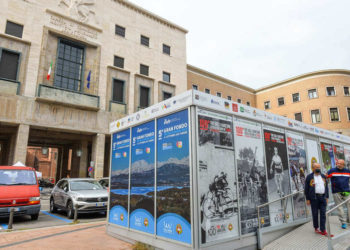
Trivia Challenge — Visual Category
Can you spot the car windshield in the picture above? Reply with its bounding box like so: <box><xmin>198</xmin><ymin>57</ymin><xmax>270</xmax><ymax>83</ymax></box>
<box><xmin>0</xmin><ymin>169</ymin><xmax>37</xmax><ymax>185</ymax></box>
<box><xmin>69</xmin><ymin>180</ymin><xmax>103</xmax><ymax>191</ymax></box>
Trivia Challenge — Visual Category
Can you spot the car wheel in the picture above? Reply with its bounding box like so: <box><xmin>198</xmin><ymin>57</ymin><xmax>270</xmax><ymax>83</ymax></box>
<box><xmin>31</xmin><ymin>213</ymin><xmax>39</xmax><ymax>220</ymax></box>
<box><xmin>50</xmin><ymin>198</ymin><xmax>57</xmax><ymax>213</ymax></box>
<box><xmin>66</xmin><ymin>200</ymin><xmax>74</xmax><ymax>219</ymax></box>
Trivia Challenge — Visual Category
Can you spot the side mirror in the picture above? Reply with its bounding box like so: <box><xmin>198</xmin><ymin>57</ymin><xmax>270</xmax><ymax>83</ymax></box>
<box><xmin>63</xmin><ymin>186</ymin><xmax>68</xmax><ymax>192</ymax></box>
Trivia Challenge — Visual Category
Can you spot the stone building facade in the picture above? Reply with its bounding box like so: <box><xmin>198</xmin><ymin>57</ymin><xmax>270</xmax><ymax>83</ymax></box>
<box><xmin>0</xmin><ymin>0</ymin><xmax>187</xmax><ymax>180</ymax></box>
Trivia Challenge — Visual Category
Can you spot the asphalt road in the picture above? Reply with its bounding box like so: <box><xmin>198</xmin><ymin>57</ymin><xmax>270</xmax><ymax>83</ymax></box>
<box><xmin>0</xmin><ymin>188</ymin><xmax>106</xmax><ymax>231</ymax></box>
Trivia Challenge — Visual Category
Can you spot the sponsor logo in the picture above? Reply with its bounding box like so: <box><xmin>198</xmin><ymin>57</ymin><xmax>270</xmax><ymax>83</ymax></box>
<box><xmin>228</xmin><ymin>223</ymin><xmax>233</xmax><ymax>231</ymax></box>
<box><xmin>253</xmin><ymin>110</ymin><xmax>257</xmax><ymax>116</ymax></box>
<box><xmin>115</xmin><ymin>153</ymin><xmax>121</xmax><ymax>159</ymax></box>
<box><xmin>173</xmin><ymin>100</ymin><xmax>177</xmax><ymax>105</ymax></box>
<box><xmin>136</xmin><ymin>149</ymin><xmax>143</xmax><ymax>155</ymax></box>
<box><xmin>121</xmin><ymin>121</ymin><xmax>125</xmax><ymax>126</ymax></box>
<box><xmin>123</xmin><ymin>152</ymin><xmax>127</xmax><ymax>157</ymax></box>
<box><xmin>144</xmin><ymin>218</ymin><xmax>149</xmax><ymax>227</ymax></box>
<box><xmin>211</xmin><ymin>99</ymin><xmax>220</xmax><ymax>105</ymax></box>
<box><xmin>12</xmin><ymin>200</ymin><xmax>16</xmax><ymax>205</ymax></box>
<box><xmin>176</xmin><ymin>141</ymin><xmax>183</xmax><ymax>148</ymax></box>
<box><xmin>208</xmin><ymin>226</ymin><xmax>216</xmax><ymax>236</ymax></box>
<box><xmin>224</xmin><ymin>102</ymin><xmax>229</xmax><ymax>109</ymax></box>
<box><xmin>117</xmin><ymin>122</ymin><xmax>121</xmax><ymax>128</ymax></box>
<box><xmin>195</xmin><ymin>94</ymin><xmax>199</xmax><ymax>100</ymax></box>
<box><xmin>162</xmin><ymin>143</ymin><xmax>173</xmax><ymax>150</ymax></box>
<box><xmin>176</xmin><ymin>224</ymin><xmax>182</xmax><ymax>235</ymax></box>
<box><xmin>240</xmin><ymin>107</ymin><xmax>244</xmax><ymax>112</ymax></box>
<box><xmin>232</xmin><ymin>103</ymin><xmax>238</xmax><ymax>112</ymax></box>
<box><xmin>136</xmin><ymin>114</ymin><xmax>140</xmax><ymax>120</ymax></box>
<box><xmin>120</xmin><ymin>213</ymin><xmax>124</xmax><ymax>221</ymax></box>
<box><xmin>146</xmin><ymin>147</ymin><xmax>151</xmax><ymax>154</ymax></box>
<box><xmin>151</xmin><ymin>107</ymin><xmax>159</xmax><ymax>113</ymax></box>
<box><xmin>162</xmin><ymin>103</ymin><xmax>171</xmax><ymax>109</ymax></box>
<box><xmin>288</xmin><ymin>121</ymin><xmax>293</xmax><ymax>127</ymax></box>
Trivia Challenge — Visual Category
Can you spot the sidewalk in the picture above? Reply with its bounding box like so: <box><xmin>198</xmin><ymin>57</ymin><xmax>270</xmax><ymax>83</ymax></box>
<box><xmin>0</xmin><ymin>221</ymin><xmax>132</xmax><ymax>250</ymax></box>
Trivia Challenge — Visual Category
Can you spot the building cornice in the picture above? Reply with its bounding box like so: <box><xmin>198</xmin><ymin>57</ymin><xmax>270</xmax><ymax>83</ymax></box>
<box><xmin>115</xmin><ymin>0</ymin><xmax>188</xmax><ymax>34</ymax></box>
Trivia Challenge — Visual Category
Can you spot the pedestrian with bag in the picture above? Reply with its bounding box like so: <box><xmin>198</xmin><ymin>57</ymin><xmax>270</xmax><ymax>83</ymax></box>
<box><xmin>305</xmin><ymin>162</ymin><xmax>331</xmax><ymax>236</ymax></box>
<box><xmin>327</xmin><ymin>159</ymin><xmax>350</xmax><ymax>229</ymax></box>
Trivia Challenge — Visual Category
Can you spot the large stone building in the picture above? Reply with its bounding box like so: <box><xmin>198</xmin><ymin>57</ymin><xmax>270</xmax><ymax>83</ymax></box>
<box><xmin>188</xmin><ymin>67</ymin><xmax>350</xmax><ymax>136</ymax></box>
<box><xmin>0</xmin><ymin>0</ymin><xmax>188</xmax><ymax>181</ymax></box>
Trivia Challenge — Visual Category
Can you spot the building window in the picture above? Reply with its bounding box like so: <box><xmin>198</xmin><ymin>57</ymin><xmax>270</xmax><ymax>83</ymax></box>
<box><xmin>330</xmin><ymin>108</ymin><xmax>339</xmax><ymax>122</ymax></box>
<box><xmin>326</xmin><ymin>87</ymin><xmax>336</xmax><ymax>96</ymax></box>
<box><xmin>54</xmin><ymin>40</ymin><xmax>84</xmax><ymax>91</ymax></box>
<box><xmin>294</xmin><ymin>112</ymin><xmax>302</xmax><ymax>122</ymax></box>
<box><xmin>311</xmin><ymin>109</ymin><xmax>321</xmax><ymax>123</ymax></box>
<box><xmin>217</xmin><ymin>92</ymin><xmax>222</xmax><ymax>97</ymax></box>
<box><xmin>247</xmin><ymin>101</ymin><xmax>250</xmax><ymax>106</ymax></box>
<box><xmin>227</xmin><ymin>96</ymin><xmax>232</xmax><ymax>101</ymax></box>
<box><xmin>205</xmin><ymin>88</ymin><xmax>210</xmax><ymax>94</ymax></box>
<box><xmin>308</xmin><ymin>89</ymin><xmax>318</xmax><ymax>99</ymax></box>
<box><xmin>115</xmin><ymin>25</ymin><xmax>125</xmax><ymax>37</ymax></box>
<box><xmin>162</xmin><ymin>71</ymin><xmax>170</xmax><ymax>82</ymax></box>
<box><xmin>344</xmin><ymin>87</ymin><xmax>349</xmax><ymax>96</ymax></box>
<box><xmin>192</xmin><ymin>84</ymin><xmax>198</xmax><ymax>90</ymax></box>
<box><xmin>278</xmin><ymin>97</ymin><xmax>285</xmax><ymax>106</ymax></box>
<box><xmin>347</xmin><ymin>107</ymin><xmax>350</xmax><ymax>121</ymax></box>
<box><xmin>237</xmin><ymin>99</ymin><xmax>241</xmax><ymax>103</ymax></box>
<box><xmin>113</xmin><ymin>56</ymin><xmax>124</xmax><ymax>68</ymax></box>
<box><xmin>264</xmin><ymin>101</ymin><xmax>270</xmax><ymax>110</ymax></box>
<box><xmin>140</xmin><ymin>64</ymin><xmax>149</xmax><ymax>76</ymax></box>
<box><xmin>163</xmin><ymin>44</ymin><xmax>170</xmax><ymax>55</ymax></box>
<box><xmin>292</xmin><ymin>93</ymin><xmax>300</xmax><ymax>103</ymax></box>
<box><xmin>112</xmin><ymin>79</ymin><xmax>124</xmax><ymax>103</ymax></box>
<box><xmin>139</xmin><ymin>86</ymin><xmax>150</xmax><ymax>108</ymax></box>
<box><xmin>5</xmin><ymin>21</ymin><xmax>23</xmax><ymax>38</ymax></box>
<box><xmin>140</xmin><ymin>35</ymin><xmax>149</xmax><ymax>47</ymax></box>
<box><xmin>0</xmin><ymin>49</ymin><xmax>20</xmax><ymax>81</ymax></box>
<box><xmin>163</xmin><ymin>91</ymin><xmax>172</xmax><ymax>100</ymax></box>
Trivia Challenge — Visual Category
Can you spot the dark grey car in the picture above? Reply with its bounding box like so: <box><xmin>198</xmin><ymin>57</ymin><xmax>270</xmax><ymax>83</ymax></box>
<box><xmin>50</xmin><ymin>178</ymin><xmax>108</xmax><ymax>219</ymax></box>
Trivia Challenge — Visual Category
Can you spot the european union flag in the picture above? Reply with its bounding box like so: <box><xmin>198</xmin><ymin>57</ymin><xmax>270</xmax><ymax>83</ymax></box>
<box><xmin>87</xmin><ymin>70</ymin><xmax>91</xmax><ymax>89</ymax></box>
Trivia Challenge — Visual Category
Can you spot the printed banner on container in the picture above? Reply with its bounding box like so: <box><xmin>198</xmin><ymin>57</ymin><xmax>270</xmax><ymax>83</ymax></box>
<box><xmin>333</xmin><ymin>144</ymin><xmax>345</xmax><ymax>162</ymax></box>
<box><xmin>156</xmin><ymin>109</ymin><xmax>191</xmax><ymax>244</ymax></box>
<box><xmin>286</xmin><ymin>131</ymin><xmax>308</xmax><ymax>220</ymax></box>
<box><xmin>263</xmin><ymin>127</ymin><xmax>293</xmax><ymax>226</ymax></box>
<box><xmin>234</xmin><ymin>118</ymin><xmax>270</xmax><ymax>234</ymax></box>
<box><xmin>320</xmin><ymin>142</ymin><xmax>335</xmax><ymax>171</ymax></box>
<box><xmin>109</xmin><ymin>129</ymin><xmax>131</xmax><ymax>227</ymax></box>
<box><xmin>306</xmin><ymin>138</ymin><xmax>320</xmax><ymax>173</ymax></box>
<box><xmin>197</xmin><ymin>109</ymin><xmax>239</xmax><ymax>244</ymax></box>
<box><xmin>130</xmin><ymin>121</ymin><xmax>155</xmax><ymax>234</ymax></box>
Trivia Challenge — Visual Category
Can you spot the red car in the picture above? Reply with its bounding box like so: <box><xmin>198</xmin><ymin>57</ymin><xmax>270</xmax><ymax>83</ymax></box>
<box><xmin>0</xmin><ymin>166</ymin><xmax>41</xmax><ymax>220</ymax></box>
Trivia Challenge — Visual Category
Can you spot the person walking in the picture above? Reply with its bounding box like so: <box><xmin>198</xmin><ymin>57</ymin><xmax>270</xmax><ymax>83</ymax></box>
<box><xmin>304</xmin><ymin>162</ymin><xmax>330</xmax><ymax>236</ymax></box>
<box><xmin>327</xmin><ymin>159</ymin><xmax>350</xmax><ymax>229</ymax></box>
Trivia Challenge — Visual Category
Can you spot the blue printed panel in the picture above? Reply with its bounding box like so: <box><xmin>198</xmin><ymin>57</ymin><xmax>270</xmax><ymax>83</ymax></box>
<box><xmin>109</xmin><ymin>129</ymin><xmax>130</xmax><ymax>227</ymax></box>
<box><xmin>130</xmin><ymin>209</ymin><xmax>155</xmax><ymax>234</ymax></box>
<box><xmin>156</xmin><ymin>109</ymin><xmax>191</xmax><ymax>244</ymax></box>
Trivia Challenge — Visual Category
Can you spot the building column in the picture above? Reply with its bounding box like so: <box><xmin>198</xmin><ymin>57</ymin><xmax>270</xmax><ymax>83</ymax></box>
<box><xmin>12</xmin><ymin>124</ymin><xmax>30</xmax><ymax>165</ymax></box>
<box><xmin>79</xmin><ymin>140</ymin><xmax>88</xmax><ymax>177</ymax></box>
<box><xmin>92</xmin><ymin>133</ymin><xmax>105</xmax><ymax>179</ymax></box>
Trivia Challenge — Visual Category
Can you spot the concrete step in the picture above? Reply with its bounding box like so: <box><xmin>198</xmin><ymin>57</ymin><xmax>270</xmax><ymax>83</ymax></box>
<box><xmin>264</xmin><ymin>216</ymin><xmax>350</xmax><ymax>250</ymax></box>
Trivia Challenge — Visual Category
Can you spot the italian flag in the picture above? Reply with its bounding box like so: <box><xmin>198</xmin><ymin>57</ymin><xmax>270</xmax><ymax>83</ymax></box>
<box><xmin>47</xmin><ymin>61</ymin><xmax>53</xmax><ymax>81</ymax></box>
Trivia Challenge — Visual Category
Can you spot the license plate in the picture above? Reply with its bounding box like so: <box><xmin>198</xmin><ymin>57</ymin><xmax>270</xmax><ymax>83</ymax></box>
<box><xmin>95</xmin><ymin>202</ymin><xmax>105</xmax><ymax>207</ymax></box>
<box><xmin>8</xmin><ymin>207</ymin><xmax>19</xmax><ymax>212</ymax></box>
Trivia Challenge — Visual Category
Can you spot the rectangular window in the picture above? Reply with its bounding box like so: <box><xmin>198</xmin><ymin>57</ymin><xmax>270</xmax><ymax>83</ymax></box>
<box><xmin>54</xmin><ymin>40</ymin><xmax>84</xmax><ymax>91</ymax></box>
<box><xmin>113</xmin><ymin>56</ymin><xmax>124</xmax><ymax>68</ymax></box>
<box><xmin>278</xmin><ymin>97</ymin><xmax>285</xmax><ymax>106</ymax></box>
<box><xmin>237</xmin><ymin>99</ymin><xmax>241</xmax><ymax>103</ymax></box>
<box><xmin>0</xmin><ymin>49</ymin><xmax>20</xmax><ymax>80</ymax></box>
<box><xmin>5</xmin><ymin>21</ymin><xmax>23</xmax><ymax>38</ymax></box>
<box><xmin>292</xmin><ymin>93</ymin><xmax>300</xmax><ymax>102</ymax></box>
<box><xmin>326</xmin><ymin>87</ymin><xmax>336</xmax><ymax>96</ymax></box>
<box><xmin>162</xmin><ymin>71</ymin><xmax>170</xmax><ymax>82</ymax></box>
<box><xmin>115</xmin><ymin>25</ymin><xmax>125</xmax><ymax>37</ymax></box>
<box><xmin>163</xmin><ymin>91</ymin><xmax>172</xmax><ymax>100</ymax></box>
<box><xmin>140</xmin><ymin>64</ymin><xmax>149</xmax><ymax>76</ymax></box>
<box><xmin>216</xmin><ymin>92</ymin><xmax>221</xmax><ymax>97</ymax></box>
<box><xmin>112</xmin><ymin>79</ymin><xmax>124</xmax><ymax>103</ymax></box>
<box><xmin>347</xmin><ymin>107</ymin><xmax>350</xmax><ymax>121</ymax></box>
<box><xmin>308</xmin><ymin>89</ymin><xmax>318</xmax><ymax>99</ymax></box>
<box><xmin>140</xmin><ymin>86</ymin><xmax>150</xmax><ymax>108</ymax></box>
<box><xmin>344</xmin><ymin>87</ymin><xmax>349</xmax><ymax>96</ymax></box>
<box><xmin>246</xmin><ymin>101</ymin><xmax>250</xmax><ymax>106</ymax></box>
<box><xmin>264</xmin><ymin>101</ymin><xmax>270</xmax><ymax>110</ymax></box>
<box><xmin>294</xmin><ymin>112</ymin><xmax>302</xmax><ymax>122</ymax></box>
<box><xmin>192</xmin><ymin>84</ymin><xmax>198</xmax><ymax>90</ymax></box>
<box><xmin>227</xmin><ymin>96</ymin><xmax>232</xmax><ymax>100</ymax></box>
<box><xmin>163</xmin><ymin>44</ymin><xmax>170</xmax><ymax>55</ymax></box>
<box><xmin>330</xmin><ymin>107</ymin><xmax>339</xmax><ymax>121</ymax></box>
<box><xmin>205</xmin><ymin>88</ymin><xmax>210</xmax><ymax>94</ymax></box>
<box><xmin>141</xmin><ymin>35</ymin><xmax>149</xmax><ymax>47</ymax></box>
<box><xmin>311</xmin><ymin>109</ymin><xmax>321</xmax><ymax>123</ymax></box>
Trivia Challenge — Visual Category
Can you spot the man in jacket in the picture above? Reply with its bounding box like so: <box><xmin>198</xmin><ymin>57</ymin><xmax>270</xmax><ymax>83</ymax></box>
<box><xmin>327</xmin><ymin>159</ymin><xmax>350</xmax><ymax>229</ymax></box>
<box><xmin>305</xmin><ymin>162</ymin><xmax>330</xmax><ymax>236</ymax></box>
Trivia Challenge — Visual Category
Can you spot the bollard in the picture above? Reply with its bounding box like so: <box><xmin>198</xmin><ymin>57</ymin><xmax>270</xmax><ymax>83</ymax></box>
<box><xmin>73</xmin><ymin>203</ymin><xmax>78</xmax><ymax>223</ymax></box>
<box><xmin>8</xmin><ymin>208</ymin><xmax>14</xmax><ymax>230</ymax></box>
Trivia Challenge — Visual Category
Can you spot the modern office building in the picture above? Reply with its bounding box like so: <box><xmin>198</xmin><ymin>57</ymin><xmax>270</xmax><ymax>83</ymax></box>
<box><xmin>0</xmin><ymin>0</ymin><xmax>188</xmax><ymax>181</ymax></box>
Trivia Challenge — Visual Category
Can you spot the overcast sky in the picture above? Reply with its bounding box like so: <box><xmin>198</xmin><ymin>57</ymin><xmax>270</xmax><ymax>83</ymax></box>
<box><xmin>130</xmin><ymin>0</ymin><xmax>350</xmax><ymax>89</ymax></box>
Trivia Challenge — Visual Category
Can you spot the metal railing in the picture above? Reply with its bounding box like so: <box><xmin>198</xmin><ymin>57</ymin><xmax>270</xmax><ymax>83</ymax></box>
<box><xmin>326</xmin><ymin>196</ymin><xmax>350</xmax><ymax>250</ymax></box>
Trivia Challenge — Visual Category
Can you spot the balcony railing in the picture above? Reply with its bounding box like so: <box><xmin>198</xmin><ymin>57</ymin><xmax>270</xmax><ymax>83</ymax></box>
<box><xmin>110</xmin><ymin>100</ymin><xmax>127</xmax><ymax>114</ymax></box>
<box><xmin>37</xmin><ymin>84</ymin><xmax>99</xmax><ymax>110</ymax></box>
<box><xmin>0</xmin><ymin>77</ymin><xmax>20</xmax><ymax>95</ymax></box>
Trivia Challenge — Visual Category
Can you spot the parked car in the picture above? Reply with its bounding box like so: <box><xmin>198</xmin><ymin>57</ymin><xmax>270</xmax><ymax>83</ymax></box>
<box><xmin>39</xmin><ymin>178</ymin><xmax>55</xmax><ymax>188</ymax></box>
<box><xmin>98</xmin><ymin>177</ymin><xmax>109</xmax><ymax>189</ymax></box>
<box><xmin>0</xmin><ymin>165</ymin><xmax>40</xmax><ymax>220</ymax></box>
<box><xmin>50</xmin><ymin>178</ymin><xmax>108</xmax><ymax>219</ymax></box>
